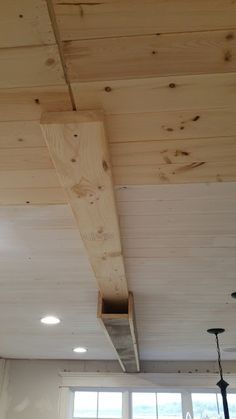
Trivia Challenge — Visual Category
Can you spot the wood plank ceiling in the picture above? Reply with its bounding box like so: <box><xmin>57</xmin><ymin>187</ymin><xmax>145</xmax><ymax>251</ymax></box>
<box><xmin>0</xmin><ymin>0</ymin><xmax>236</xmax><ymax>362</ymax></box>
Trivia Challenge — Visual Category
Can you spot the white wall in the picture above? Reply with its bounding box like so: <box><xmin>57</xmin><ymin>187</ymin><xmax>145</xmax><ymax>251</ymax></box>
<box><xmin>1</xmin><ymin>359</ymin><xmax>236</xmax><ymax>419</ymax></box>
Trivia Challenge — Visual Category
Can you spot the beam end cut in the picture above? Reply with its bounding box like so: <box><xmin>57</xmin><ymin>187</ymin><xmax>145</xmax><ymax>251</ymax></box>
<box><xmin>98</xmin><ymin>292</ymin><xmax>140</xmax><ymax>373</ymax></box>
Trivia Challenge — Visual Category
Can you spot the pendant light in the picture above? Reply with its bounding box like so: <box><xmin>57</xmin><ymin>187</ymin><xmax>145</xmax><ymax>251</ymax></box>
<box><xmin>207</xmin><ymin>328</ymin><xmax>230</xmax><ymax>419</ymax></box>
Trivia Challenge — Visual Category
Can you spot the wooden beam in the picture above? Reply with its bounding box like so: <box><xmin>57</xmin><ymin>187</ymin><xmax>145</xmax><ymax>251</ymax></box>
<box><xmin>98</xmin><ymin>292</ymin><xmax>140</xmax><ymax>373</ymax></box>
<box><xmin>41</xmin><ymin>111</ymin><xmax>140</xmax><ymax>371</ymax></box>
<box><xmin>40</xmin><ymin>110</ymin><xmax>128</xmax><ymax>304</ymax></box>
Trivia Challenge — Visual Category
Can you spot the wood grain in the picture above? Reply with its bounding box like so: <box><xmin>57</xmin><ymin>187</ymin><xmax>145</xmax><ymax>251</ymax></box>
<box><xmin>111</xmin><ymin>137</ymin><xmax>236</xmax><ymax>166</ymax></box>
<box><xmin>107</xmin><ymin>108</ymin><xmax>236</xmax><ymax>143</ymax></box>
<box><xmin>0</xmin><ymin>188</ymin><xmax>66</xmax><ymax>205</ymax></box>
<box><xmin>0</xmin><ymin>0</ymin><xmax>55</xmax><ymax>47</ymax></box>
<box><xmin>41</xmin><ymin>111</ymin><xmax>129</xmax><ymax>303</ymax></box>
<box><xmin>0</xmin><ymin>121</ymin><xmax>45</xmax><ymax>148</ymax></box>
<box><xmin>53</xmin><ymin>0</ymin><xmax>236</xmax><ymax>40</ymax></box>
<box><xmin>0</xmin><ymin>86</ymin><xmax>72</xmax><ymax>122</ymax></box>
<box><xmin>0</xmin><ymin>45</ymin><xmax>65</xmax><ymax>88</ymax></box>
<box><xmin>111</xmin><ymin>136</ymin><xmax>236</xmax><ymax>185</ymax></box>
<box><xmin>72</xmin><ymin>72</ymin><xmax>236</xmax><ymax>114</ymax></box>
<box><xmin>63</xmin><ymin>30</ymin><xmax>236</xmax><ymax>82</ymax></box>
<box><xmin>113</xmin><ymin>162</ymin><xmax>236</xmax><ymax>185</ymax></box>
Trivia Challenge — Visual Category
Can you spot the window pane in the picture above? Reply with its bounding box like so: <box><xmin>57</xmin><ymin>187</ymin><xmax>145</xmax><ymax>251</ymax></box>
<box><xmin>132</xmin><ymin>392</ymin><xmax>157</xmax><ymax>419</ymax></box>
<box><xmin>157</xmin><ymin>393</ymin><xmax>182</xmax><ymax>419</ymax></box>
<box><xmin>98</xmin><ymin>392</ymin><xmax>122</xmax><ymax>418</ymax></box>
<box><xmin>192</xmin><ymin>393</ymin><xmax>221</xmax><ymax>419</ymax></box>
<box><xmin>225</xmin><ymin>394</ymin><xmax>236</xmax><ymax>419</ymax></box>
<box><xmin>74</xmin><ymin>392</ymin><xmax>98</xmax><ymax>418</ymax></box>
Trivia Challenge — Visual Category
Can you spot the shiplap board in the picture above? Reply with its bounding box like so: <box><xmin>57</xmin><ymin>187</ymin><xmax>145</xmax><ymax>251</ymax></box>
<box><xmin>0</xmin><ymin>45</ymin><xmax>65</xmax><ymax>88</ymax></box>
<box><xmin>0</xmin><ymin>86</ymin><xmax>72</xmax><ymax>122</ymax></box>
<box><xmin>0</xmin><ymin>205</ymin><xmax>117</xmax><ymax>360</ymax></box>
<box><xmin>0</xmin><ymin>0</ymin><xmax>55</xmax><ymax>47</ymax></box>
<box><xmin>53</xmin><ymin>0</ymin><xmax>236</xmax><ymax>40</ymax></box>
<box><xmin>107</xmin><ymin>108</ymin><xmax>236</xmax><ymax>143</ymax></box>
<box><xmin>0</xmin><ymin>148</ymin><xmax>53</xmax><ymax>171</ymax></box>
<box><xmin>111</xmin><ymin>137</ymin><xmax>236</xmax><ymax>165</ymax></box>
<box><xmin>0</xmin><ymin>189</ymin><xmax>66</xmax><ymax>205</ymax></box>
<box><xmin>114</xmin><ymin>161</ymin><xmax>236</xmax><ymax>185</ymax></box>
<box><xmin>115</xmin><ymin>183</ymin><xmax>236</xmax><ymax>201</ymax></box>
<box><xmin>117</xmin><ymin>198</ymin><xmax>236</xmax><ymax>216</ymax></box>
<box><xmin>0</xmin><ymin>119</ymin><xmax>66</xmax><ymax>205</ymax></box>
<box><xmin>2</xmin><ymin>129</ymin><xmax>236</xmax><ymax>197</ymax></box>
<box><xmin>0</xmin><ymin>121</ymin><xmax>45</xmax><ymax>148</ymax></box>
<box><xmin>111</xmin><ymin>136</ymin><xmax>236</xmax><ymax>185</ymax></box>
<box><xmin>63</xmin><ymin>30</ymin><xmax>236</xmax><ymax>82</ymax></box>
<box><xmin>1</xmin><ymin>183</ymin><xmax>236</xmax><ymax>360</ymax></box>
<box><xmin>0</xmin><ymin>169</ymin><xmax>60</xmax><ymax>188</ymax></box>
<box><xmin>72</xmin><ymin>72</ymin><xmax>236</xmax><ymax>114</ymax></box>
<box><xmin>41</xmin><ymin>111</ymin><xmax>129</xmax><ymax>303</ymax></box>
<box><xmin>120</xmin><ymin>213</ymin><xmax>236</xmax><ymax>236</ymax></box>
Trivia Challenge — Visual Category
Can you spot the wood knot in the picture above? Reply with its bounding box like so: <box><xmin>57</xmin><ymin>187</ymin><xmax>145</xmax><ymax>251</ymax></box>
<box><xmin>169</xmin><ymin>83</ymin><xmax>176</xmax><ymax>88</ymax></box>
<box><xmin>104</xmin><ymin>86</ymin><xmax>112</xmax><ymax>92</ymax></box>
<box><xmin>192</xmin><ymin>115</ymin><xmax>200</xmax><ymax>122</ymax></box>
<box><xmin>224</xmin><ymin>50</ymin><xmax>232</xmax><ymax>62</ymax></box>
<box><xmin>226</xmin><ymin>32</ymin><xmax>234</xmax><ymax>40</ymax></box>
<box><xmin>46</xmin><ymin>58</ymin><xmax>55</xmax><ymax>66</ymax></box>
<box><xmin>102</xmin><ymin>160</ymin><xmax>109</xmax><ymax>171</ymax></box>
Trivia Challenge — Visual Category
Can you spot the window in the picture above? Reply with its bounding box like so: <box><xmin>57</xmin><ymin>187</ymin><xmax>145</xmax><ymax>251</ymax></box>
<box><xmin>132</xmin><ymin>392</ymin><xmax>182</xmax><ymax>419</ymax></box>
<box><xmin>192</xmin><ymin>393</ymin><xmax>236</xmax><ymax>419</ymax></box>
<box><xmin>73</xmin><ymin>391</ymin><xmax>123</xmax><ymax>419</ymax></box>
<box><xmin>70</xmin><ymin>389</ymin><xmax>236</xmax><ymax>419</ymax></box>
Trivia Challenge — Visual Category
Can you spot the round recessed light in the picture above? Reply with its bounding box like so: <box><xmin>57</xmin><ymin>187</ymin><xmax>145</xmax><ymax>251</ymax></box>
<box><xmin>73</xmin><ymin>347</ymin><xmax>87</xmax><ymax>353</ymax></box>
<box><xmin>40</xmin><ymin>315</ymin><xmax>60</xmax><ymax>325</ymax></box>
<box><xmin>231</xmin><ymin>292</ymin><xmax>236</xmax><ymax>299</ymax></box>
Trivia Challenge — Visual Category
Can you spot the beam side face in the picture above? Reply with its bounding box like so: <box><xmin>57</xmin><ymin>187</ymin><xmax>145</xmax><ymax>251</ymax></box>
<box><xmin>41</xmin><ymin>111</ymin><xmax>129</xmax><ymax>303</ymax></box>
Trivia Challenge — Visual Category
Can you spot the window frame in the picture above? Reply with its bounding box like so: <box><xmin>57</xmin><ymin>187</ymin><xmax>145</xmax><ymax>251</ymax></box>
<box><xmin>58</xmin><ymin>373</ymin><xmax>236</xmax><ymax>419</ymax></box>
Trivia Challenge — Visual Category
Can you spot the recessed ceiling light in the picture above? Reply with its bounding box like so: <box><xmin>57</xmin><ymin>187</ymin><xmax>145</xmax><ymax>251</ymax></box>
<box><xmin>40</xmin><ymin>315</ymin><xmax>60</xmax><ymax>325</ymax></box>
<box><xmin>73</xmin><ymin>347</ymin><xmax>87</xmax><ymax>353</ymax></box>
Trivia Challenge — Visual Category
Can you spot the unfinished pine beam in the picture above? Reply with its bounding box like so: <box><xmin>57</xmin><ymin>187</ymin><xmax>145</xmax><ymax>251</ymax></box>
<box><xmin>41</xmin><ymin>111</ymin><xmax>140</xmax><ymax>371</ymax></box>
<box><xmin>40</xmin><ymin>111</ymin><xmax>128</xmax><ymax>304</ymax></box>
<box><xmin>98</xmin><ymin>292</ymin><xmax>140</xmax><ymax>373</ymax></box>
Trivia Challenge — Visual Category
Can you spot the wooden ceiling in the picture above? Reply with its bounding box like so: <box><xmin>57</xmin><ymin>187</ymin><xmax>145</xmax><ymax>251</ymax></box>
<box><xmin>0</xmin><ymin>0</ymin><xmax>236</xmax><ymax>363</ymax></box>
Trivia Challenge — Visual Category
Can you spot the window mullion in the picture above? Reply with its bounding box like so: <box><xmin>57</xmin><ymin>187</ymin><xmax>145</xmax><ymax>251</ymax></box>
<box><xmin>156</xmin><ymin>393</ymin><xmax>158</xmax><ymax>419</ymax></box>
<box><xmin>97</xmin><ymin>392</ymin><xmax>99</xmax><ymax>419</ymax></box>
<box><xmin>182</xmin><ymin>391</ymin><xmax>194</xmax><ymax>419</ymax></box>
<box><xmin>123</xmin><ymin>391</ymin><xmax>130</xmax><ymax>419</ymax></box>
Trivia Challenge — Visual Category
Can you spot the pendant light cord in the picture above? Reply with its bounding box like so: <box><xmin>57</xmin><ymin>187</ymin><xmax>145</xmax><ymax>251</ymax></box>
<box><xmin>215</xmin><ymin>333</ymin><xmax>223</xmax><ymax>380</ymax></box>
